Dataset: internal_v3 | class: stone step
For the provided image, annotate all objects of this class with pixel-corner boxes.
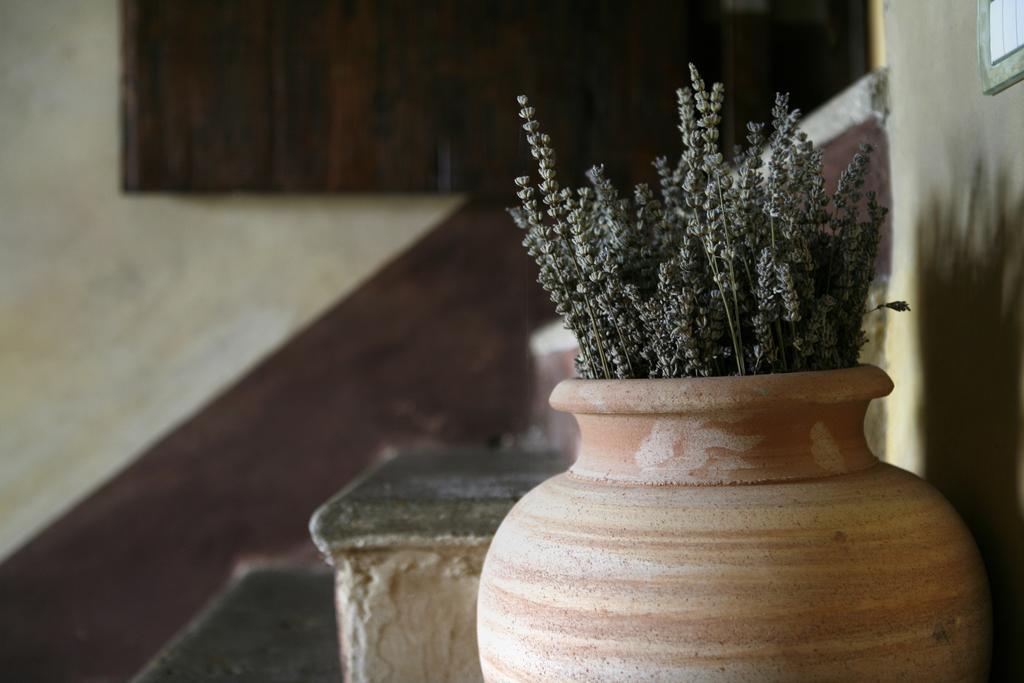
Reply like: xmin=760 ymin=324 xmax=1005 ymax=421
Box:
xmin=309 ymin=446 xmax=563 ymax=683
xmin=130 ymin=567 xmax=340 ymax=683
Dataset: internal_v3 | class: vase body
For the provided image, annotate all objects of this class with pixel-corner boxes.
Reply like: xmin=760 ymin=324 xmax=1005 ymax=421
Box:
xmin=477 ymin=366 xmax=991 ymax=681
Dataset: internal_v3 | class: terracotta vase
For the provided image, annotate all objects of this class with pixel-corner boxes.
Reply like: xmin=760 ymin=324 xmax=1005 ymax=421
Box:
xmin=477 ymin=365 xmax=991 ymax=681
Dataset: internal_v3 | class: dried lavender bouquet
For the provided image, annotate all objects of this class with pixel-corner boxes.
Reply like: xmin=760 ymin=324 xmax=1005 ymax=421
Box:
xmin=512 ymin=64 xmax=904 ymax=380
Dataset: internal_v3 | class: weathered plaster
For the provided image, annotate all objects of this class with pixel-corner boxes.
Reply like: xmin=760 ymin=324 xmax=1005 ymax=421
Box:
xmin=335 ymin=547 xmax=487 ymax=683
xmin=883 ymin=0 xmax=1024 ymax=475
xmin=0 ymin=0 xmax=463 ymax=560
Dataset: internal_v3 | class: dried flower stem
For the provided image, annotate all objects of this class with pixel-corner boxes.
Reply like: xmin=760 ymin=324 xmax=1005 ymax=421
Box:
xmin=512 ymin=67 xmax=897 ymax=379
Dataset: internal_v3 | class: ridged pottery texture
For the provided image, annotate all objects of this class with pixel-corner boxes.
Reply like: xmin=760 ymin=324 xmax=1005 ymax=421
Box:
xmin=477 ymin=366 xmax=991 ymax=681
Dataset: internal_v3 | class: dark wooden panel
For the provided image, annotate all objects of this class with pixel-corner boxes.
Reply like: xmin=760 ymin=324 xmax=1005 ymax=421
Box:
xmin=122 ymin=0 xmax=698 ymax=193
xmin=719 ymin=1 xmax=869 ymax=153
xmin=721 ymin=6 xmax=771 ymax=154
xmin=122 ymin=0 xmax=275 ymax=190
xmin=122 ymin=1 xmax=872 ymax=194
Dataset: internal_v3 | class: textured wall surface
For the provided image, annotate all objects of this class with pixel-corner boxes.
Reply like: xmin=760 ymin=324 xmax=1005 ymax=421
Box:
xmin=0 ymin=0 xmax=463 ymax=561
xmin=336 ymin=548 xmax=486 ymax=683
xmin=884 ymin=1 xmax=1024 ymax=677
xmin=884 ymin=0 xmax=1024 ymax=473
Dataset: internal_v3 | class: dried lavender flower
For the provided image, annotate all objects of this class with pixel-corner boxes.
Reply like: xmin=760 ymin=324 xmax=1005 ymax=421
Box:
xmin=513 ymin=66 xmax=899 ymax=379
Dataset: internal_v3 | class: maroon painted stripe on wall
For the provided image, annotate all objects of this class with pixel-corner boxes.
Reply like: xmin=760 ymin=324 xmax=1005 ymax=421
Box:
xmin=0 ymin=202 xmax=553 ymax=683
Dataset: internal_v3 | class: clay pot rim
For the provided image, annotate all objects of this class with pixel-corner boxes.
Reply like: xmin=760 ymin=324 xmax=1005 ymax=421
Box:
xmin=550 ymin=364 xmax=893 ymax=415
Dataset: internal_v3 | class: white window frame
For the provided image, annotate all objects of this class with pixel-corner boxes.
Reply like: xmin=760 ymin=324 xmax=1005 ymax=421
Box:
xmin=979 ymin=0 xmax=1024 ymax=94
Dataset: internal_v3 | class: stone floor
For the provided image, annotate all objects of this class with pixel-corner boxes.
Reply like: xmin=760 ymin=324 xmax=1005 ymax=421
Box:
xmin=130 ymin=568 xmax=340 ymax=683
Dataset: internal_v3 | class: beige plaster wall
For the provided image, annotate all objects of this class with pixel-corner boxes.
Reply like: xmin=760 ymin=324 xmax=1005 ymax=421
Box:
xmin=884 ymin=1 xmax=1024 ymax=675
xmin=0 ymin=0 xmax=464 ymax=561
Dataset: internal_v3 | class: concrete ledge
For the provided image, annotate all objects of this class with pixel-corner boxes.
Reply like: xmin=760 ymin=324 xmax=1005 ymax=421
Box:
xmin=800 ymin=68 xmax=888 ymax=145
xmin=310 ymin=447 xmax=562 ymax=683
xmin=310 ymin=447 xmax=562 ymax=554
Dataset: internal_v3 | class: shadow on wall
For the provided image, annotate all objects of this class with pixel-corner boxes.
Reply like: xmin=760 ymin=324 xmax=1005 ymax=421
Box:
xmin=916 ymin=168 xmax=1024 ymax=679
